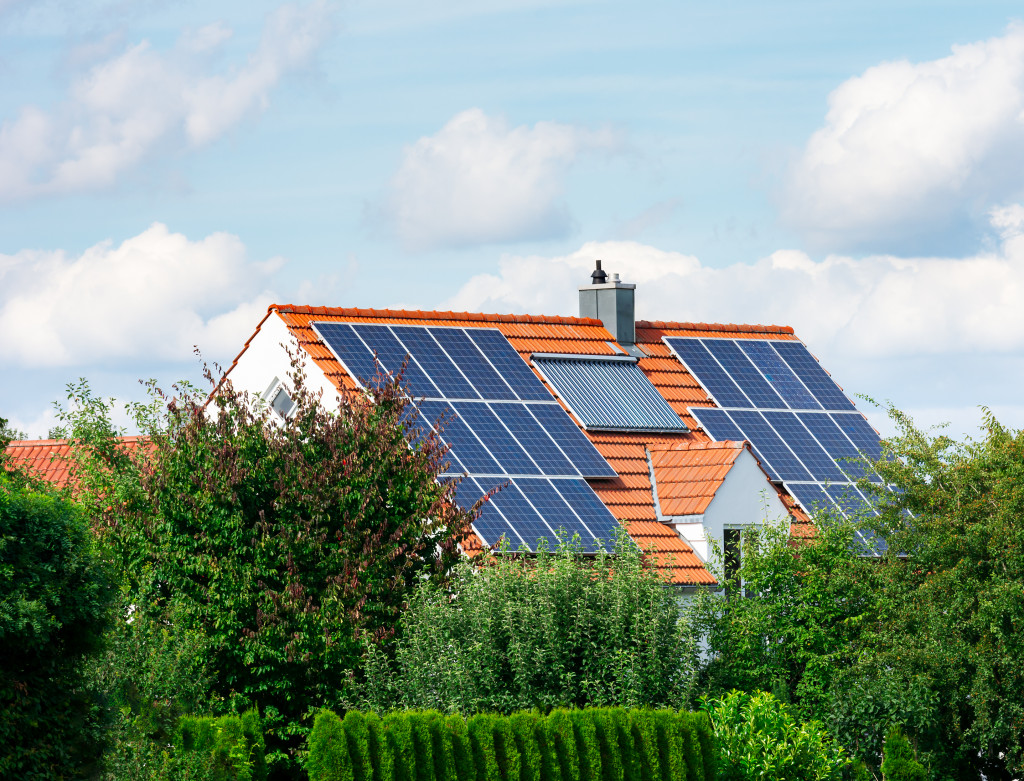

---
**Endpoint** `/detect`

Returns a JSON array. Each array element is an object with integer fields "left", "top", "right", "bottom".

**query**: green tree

[
  {"left": 860, "top": 409, "right": 1024, "bottom": 779},
  {"left": 363, "top": 531, "right": 697, "bottom": 713},
  {"left": 0, "top": 471, "right": 115, "bottom": 780},
  {"left": 61, "top": 358, "right": 476, "bottom": 777}
]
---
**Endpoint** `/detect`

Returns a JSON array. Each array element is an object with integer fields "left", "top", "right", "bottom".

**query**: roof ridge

[
  {"left": 647, "top": 440, "right": 745, "bottom": 452},
  {"left": 636, "top": 319, "right": 795, "bottom": 334},
  {"left": 271, "top": 304, "right": 605, "bottom": 328}
]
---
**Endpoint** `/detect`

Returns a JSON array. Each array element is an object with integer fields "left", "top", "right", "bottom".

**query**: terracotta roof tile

[{"left": 4, "top": 437, "right": 147, "bottom": 488}]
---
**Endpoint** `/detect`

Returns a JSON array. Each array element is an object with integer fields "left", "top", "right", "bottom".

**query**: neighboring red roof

[
  {"left": 216, "top": 304, "right": 814, "bottom": 585},
  {"left": 3, "top": 436, "right": 146, "bottom": 487}
]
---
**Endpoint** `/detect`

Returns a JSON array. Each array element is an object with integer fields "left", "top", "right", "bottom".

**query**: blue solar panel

[
  {"left": 534, "top": 358, "right": 687, "bottom": 432},
  {"left": 470, "top": 477, "right": 526, "bottom": 549},
  {"left": 453, "top": 402, "right": 540, "bottom": 475},
  {"left": 797, "top": 412, "right": 880, "bottom": 482},
  {"left": 428, "top": 328, "right": 518, "bottom": 400},
  {"left": 392, "top": 326, "right": 480, "bottom": 400},
  {"left": 350, "top": 324, "right": 440, "bottom": 398},
  {"left": 466, "top": 329, "right": 551, "bottom": 401},
  {"left": 785, "top": 482, "right": 841, "bottom": 517},
  {"left": 689, "top": 407, "right": 745, "bottom": 442},
  {"left": 772, "top": 341, "right": 856, "bottom": 411},
  {"left": 550, "top": 478, "right": 623, "bottom": 551},
  {"left": 483, "top": 480, "right": 558, "bottom": 549},
  {"left": 825, "top": 483, "right": 877, "bottom": 519},
  {"left": 761, "top": 411, "right": 846, "bottom": 482},
  {"left": 664, "top": 338, "right": 752, "bottom": 408},
  {"left": 738, "top": 341, "right": 821, "bottom": 410},
  {"left": 830, "top": 413, "right": 883, "bottom": 462},
  {"left": 490, "top": 403, "right": 578, "bottom": 476},
  {"left": 420, "top": 401, "right": 502, "bottom": 475},
  {"left": 313, "top": 322, "right": 383, "bottom": 386},
  {"left": 517, "top": 478, "right": 600, "bottom": 551},
  {"left": 527, "top": 404, "right": 617, "bottom": 478},
  {"left": 702, "top": 339, "right": 787, "bottom": 409},
  {"left": 728, "top": 410, "right": 813, "bottom": 482}
]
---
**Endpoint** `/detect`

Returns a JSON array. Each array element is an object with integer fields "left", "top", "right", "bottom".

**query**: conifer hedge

[{"left": 307, "top": 709, "right": 714, "bottom": 781}]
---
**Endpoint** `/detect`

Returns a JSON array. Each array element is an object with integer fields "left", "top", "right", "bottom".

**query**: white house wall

[
  {"left": 226, "top": 313, "right": 342, "bottom": 409},
  {"left": 703, "top": 448, "right": 790, "bottom": 542}
]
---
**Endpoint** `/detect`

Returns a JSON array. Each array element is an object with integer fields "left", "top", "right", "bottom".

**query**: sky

[{"left": 3, "top": 0, "right": 1024, "bottom": 442}]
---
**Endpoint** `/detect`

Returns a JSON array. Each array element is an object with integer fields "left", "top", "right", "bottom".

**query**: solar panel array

[
  {"left": 666, "top": 336, "right": 887, "bottom": 553},
  {"left": 312, "top": 321, "right": 622, "bottom": 553},
  {"left": 532, "top": 356, "right": 687, "bottom": 432}
]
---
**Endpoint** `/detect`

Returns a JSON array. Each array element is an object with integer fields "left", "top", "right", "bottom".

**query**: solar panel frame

[
  {"left": 761, "top": 410, "right": 847, "bottom": 482},
  {"left": 311, "top": 322, "right": 384, "bottom": 387},
  {"left": 419, "top": 400, "right": 504, "bottom": 476},
  {"left": 452, "top": 401, "right": 542, "bottom": 476},
  {"left": 664, "top": 337, "right": 754, "bottom": 408},
  {"left": 797, "top": 411, "right": 881, "bottom": 482},
  {"left": 391, "top": 326, "right": 481, "bottom": 400},
  {"left": 728, "top": 409, "right": 814, "bottom": 482},
  {"left": 526, "top": 404, "right": 618, "bottom": 479},
  {"left": 549, "top": 478, "right": 623, "bottom": 551},
  {"left": 737, "top": 340, "right": 821, "bottom": 410},
  {"left": 517, "top": 477, "right": 605, "bottom": 552},
  {"left": 466, "top": 329, "right": 552, "bottom": 401},
  {"left": 428, "top": 327, "right": 519, "bottom": 400},
  {"left": 702, "top": 339, "right": 788, "bottom": 409},
  {"left": 490, "top": 403, "right": 580, "bottom": 476},
  {"left": 771, "top": 341, "right": 857, "bottom": 411},
  {"left": 532, "top": 356, "right": 687, "bottom": 432}
]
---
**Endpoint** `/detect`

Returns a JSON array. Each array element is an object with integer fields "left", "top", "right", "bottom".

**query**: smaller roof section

[
  {"left": 3, "top": 437, "right": 147, "bottom": 487},
  {"left": 532, "top": 354, "right": 688, "bottom": 433},
  {"left": 648, "top": 440, "right": 748, "bottom": 517}
]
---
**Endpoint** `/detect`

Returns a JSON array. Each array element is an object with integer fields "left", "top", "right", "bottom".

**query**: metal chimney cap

[{"left": 591, "top": 259, "right": 608, "bottom": 285}]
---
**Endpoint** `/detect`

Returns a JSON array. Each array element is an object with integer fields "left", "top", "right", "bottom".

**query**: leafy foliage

[
  {"left": 363, "top": 532, "right": 696, "bottom": 713},
  {"left": 59, "top": 356, "right": 475, "bottom": 775},
  {"left": 703, "top": 691, "right": 847, "bottom": 781},
  {"left": 879, "top": 727, "right": 926, "bottom": 781},
  {"left": 0, "top": 472, "right": 114, "bottom": 780}
]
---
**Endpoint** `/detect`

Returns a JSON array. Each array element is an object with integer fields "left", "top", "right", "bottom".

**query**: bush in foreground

[{"left": 703, "top": 691, "right": 845, "bottom": 781}]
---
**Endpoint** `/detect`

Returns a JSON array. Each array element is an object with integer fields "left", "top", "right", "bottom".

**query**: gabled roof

[
  {"left": 221, "top": 304, "right": 814, "bottom": 585},
  {"left": 649, "top": 440, "right": 748, "bottom": 517}
]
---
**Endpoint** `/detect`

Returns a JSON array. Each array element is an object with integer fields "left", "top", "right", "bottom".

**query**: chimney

[{"left": 578, "top": 260, "right": 636, "bottom": 344}]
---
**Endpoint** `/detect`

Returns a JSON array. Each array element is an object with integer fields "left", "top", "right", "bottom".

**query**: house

[
  {"left": 220, "top": 261, "right": 886, "bottom": 588},
  {"left": 5, "top": 262, "right": 883, "bottom": 588}
]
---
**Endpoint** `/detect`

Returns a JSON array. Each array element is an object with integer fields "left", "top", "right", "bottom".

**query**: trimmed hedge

[
  {"left": 308, "top": 709, "right": 713, "bottom": 781},
  {"left": 176, "top": 709, "right": 268, "bottom": 781}
]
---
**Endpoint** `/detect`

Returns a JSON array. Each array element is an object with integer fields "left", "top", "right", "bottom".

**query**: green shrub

[
  {"left": 345, "top": 711, "right": 375, "bottom": 781},
  {"left": 548, "top": 710, "right": 581, "bottom": 781},
  {"left": 589, "top": 709, "right": 623, "bottom": 781},
  {"left": 494, "top": 715, "right": 522, "bottom": 781},
  {"left": 422, "top": 712, "right": 455, "bottom": 781},
  {"left": 704, "top": 691, "right": 846, "bottom": 781},
  {"left": 367, "top": 713, "right": 396, "bottom": 781},
  {"left": 409, "top": 712, "right": 436, "bottom": 781},
  {"left": 569, "top": 711, "right": 603, "bottom": 781},
  {"left": 308, "top": 711, "right": 354, "bottom": 781},
  {"left": 685, "top": 713, "right": 714, "bottom": 781},
  {"left": 628, "top": 711, "right": 660, "bottom": 781},
  {"left": 880, "top": 727, "right": 926, "bottom": 781},
  {"left": 386, "top": 713, "right": 418, "bottom": 781},
  {"left": 608, "top": 709, "right": 638, "bottom": 781},
  {"left": 446, "top": 714, "right": 475, "bottom": 781},
  {"left": 651, "top": 711, "right": 686, "bottom": 781},
  {"left": 0, "top": 478, "right": 114, "bottom": 781},
  {"left": 676, "top": 714, "right": 703, "bottom": 781},
  {"left": 509, "top": 712, "right": 542, "bottom": 781},
  {"left": 364, "top": 534, "right": 698, "bottom": 713},
  {"left": 176, "top": 710, "right": 267, "bottom": 781},
  {"left": 536, "top": 711, "right": 563, "bottom": 781},
  {"left": 469, "top": 714, "right": 502, "bottom": 781}
]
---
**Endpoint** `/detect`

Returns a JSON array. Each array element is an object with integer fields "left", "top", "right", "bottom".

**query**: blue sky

[{"left": 3, "top": 0, "right": 1024, "bottom": 441}]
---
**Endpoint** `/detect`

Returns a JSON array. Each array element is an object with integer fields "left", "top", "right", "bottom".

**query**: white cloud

[
  {"left": 382, "top": 108, "right": 620, "bottom": 251},
  {"left": 0, "top": 1, "right": 334, "bottom": 200},
  {"left": 784, "top": 24, "right": 1024, "bottom": 252},
  {"left": 0, "top": 223, "right": 282, "bottom": 367},
  {"left": 445, "top": 209, "right": 1024, "bottom": 361}
]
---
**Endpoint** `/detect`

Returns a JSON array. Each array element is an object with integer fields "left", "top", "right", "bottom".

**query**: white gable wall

[
  {"left": 670, "top": 449, "right": 790, "bottom": 563},
  {"left": 226, "top": 313, "right": 342, "bottom": 409}
]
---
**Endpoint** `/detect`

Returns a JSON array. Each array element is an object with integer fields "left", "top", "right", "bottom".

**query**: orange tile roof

[
  {"left": 216, "top": 304, "right": 814, "bottom": 586},
  {"left": 648, "top": 440, "right": 747, "bottom": 517},
  {"left": 3, "top": 437, "right": 146, "bottom": 488}
]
